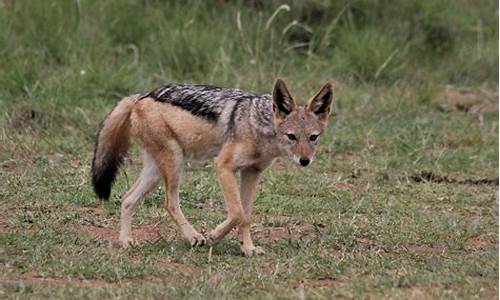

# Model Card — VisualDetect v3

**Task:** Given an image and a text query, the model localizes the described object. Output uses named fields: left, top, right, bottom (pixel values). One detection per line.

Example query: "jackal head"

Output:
left=272, top=79, right=334, bottom=167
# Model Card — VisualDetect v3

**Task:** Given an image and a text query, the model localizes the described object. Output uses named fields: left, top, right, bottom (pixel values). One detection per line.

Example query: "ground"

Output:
left=0, top=84, right=497, bottom=299
left=0, top=1, right=498, bottom=298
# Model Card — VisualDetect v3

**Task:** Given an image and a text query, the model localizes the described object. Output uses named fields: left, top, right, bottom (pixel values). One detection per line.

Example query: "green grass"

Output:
left=0, top=0, right=498, bottom=299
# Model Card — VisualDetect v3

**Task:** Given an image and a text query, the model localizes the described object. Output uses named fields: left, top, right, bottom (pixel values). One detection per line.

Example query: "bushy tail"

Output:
left=91, top=95, right=138, bottom=199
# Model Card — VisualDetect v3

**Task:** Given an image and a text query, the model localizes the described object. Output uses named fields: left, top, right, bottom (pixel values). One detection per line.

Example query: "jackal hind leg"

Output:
left=119, top=151, right=160, bottom=248
left=156, top=141, right=206, bottom=247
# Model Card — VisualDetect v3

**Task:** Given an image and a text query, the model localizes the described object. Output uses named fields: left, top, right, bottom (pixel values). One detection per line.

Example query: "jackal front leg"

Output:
left=238, top=165, right=268, bottom=257
left=208, top=158, right=244, bottom=245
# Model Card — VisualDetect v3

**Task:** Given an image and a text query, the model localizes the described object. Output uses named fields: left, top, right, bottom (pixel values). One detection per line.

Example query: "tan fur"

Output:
left=96, top=80, right=334, bottom=257
left=93, top=95, right=138, bottom=171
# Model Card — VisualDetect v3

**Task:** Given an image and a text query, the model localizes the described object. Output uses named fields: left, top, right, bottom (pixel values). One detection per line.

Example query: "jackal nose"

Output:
left=299, top=157, right=310, bottom=167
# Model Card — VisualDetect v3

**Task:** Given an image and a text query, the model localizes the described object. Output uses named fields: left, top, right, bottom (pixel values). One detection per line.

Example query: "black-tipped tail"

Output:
left=91, top=144, right=124, bottom=200
left=90, top=96, right=136, bottom=200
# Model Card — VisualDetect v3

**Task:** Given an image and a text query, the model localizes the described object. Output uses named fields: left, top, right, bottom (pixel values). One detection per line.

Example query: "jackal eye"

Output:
left=309, top=134, right=319, bottom=142
left=286, top=134, right=297, bottom=141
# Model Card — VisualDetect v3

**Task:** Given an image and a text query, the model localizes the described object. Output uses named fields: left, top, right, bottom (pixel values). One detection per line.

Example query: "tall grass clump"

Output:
left=0, top=0, right=497, bottom=112
left=267, top=0, right=498, bottom=84
left=333, top=27, right=405, bottom=83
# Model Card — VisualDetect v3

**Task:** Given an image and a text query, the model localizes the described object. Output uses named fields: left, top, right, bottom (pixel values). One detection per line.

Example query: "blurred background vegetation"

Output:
left=0, top=0, right=497, bottom=103
left=1, top=0, right=497, bottom=175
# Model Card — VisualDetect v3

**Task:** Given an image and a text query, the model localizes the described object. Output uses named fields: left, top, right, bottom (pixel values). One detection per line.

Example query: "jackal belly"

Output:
left=130, top=99, right=224, bottom=161
left=178, top=130, right=223, bottom=160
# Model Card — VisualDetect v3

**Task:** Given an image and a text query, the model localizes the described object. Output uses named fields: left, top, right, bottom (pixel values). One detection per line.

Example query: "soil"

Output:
left=299, top=277, right=341, bottom=289
left=253, top=223, right=319, bottom=243
left=410, top=171, right=498, bottom=186
left=0, top=223, right=13, bottom=233
left=78, top=222, right=170, bottom=243
left=466, top=233, right=498, bottom=251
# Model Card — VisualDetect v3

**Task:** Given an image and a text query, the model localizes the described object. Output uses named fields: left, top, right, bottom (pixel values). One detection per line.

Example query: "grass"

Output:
left=0, top=0, right=498, bottom=299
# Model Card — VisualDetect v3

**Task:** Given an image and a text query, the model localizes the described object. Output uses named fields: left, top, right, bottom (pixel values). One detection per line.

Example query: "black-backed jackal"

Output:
left=91, top=79, right=334, bottom=257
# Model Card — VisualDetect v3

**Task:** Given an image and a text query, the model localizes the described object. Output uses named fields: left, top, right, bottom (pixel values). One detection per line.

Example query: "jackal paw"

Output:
left=206, top=233, right=219, bottom=247
left=189, top=233, right=206, bottom=247
left=240, top=245, right=265, bottom=257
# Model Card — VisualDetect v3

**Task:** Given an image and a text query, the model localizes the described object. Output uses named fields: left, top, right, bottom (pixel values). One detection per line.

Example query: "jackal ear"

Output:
left=306, top=82, right=334, bottom=124
left=272, top=79, right=296, bottom=120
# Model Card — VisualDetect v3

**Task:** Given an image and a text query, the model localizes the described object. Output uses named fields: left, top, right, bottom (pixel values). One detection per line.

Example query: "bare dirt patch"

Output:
left=409, top=171, right=498, bottom=186
left=79, top=224, right=117, bottom=241
left=305, top=278, right=340, bottom=288
left=0, top=273, right=193, bottom=288
left=0, top=276, right=117, bottom=288
left=354, top=237, right=390, bottom=253
left=0, top=223, right=13, bottom=233
left=0, top=263, right=16, bottom=272
left=260, top=214, right=297, bottom=226
left=406, top=244, right=448, bottom=256
left=253, top=223, right=320, bottom=243
left=466, top=233, right=498, bottom=251
left=0, top=159, right=29, bottom=176
left=78, top=221, right=173, bottom=244
left=0, top=261, right=199, bottom=288
left=297, top=277, right=343, bottom=291
left=138, top=275, right=182, bottom=285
